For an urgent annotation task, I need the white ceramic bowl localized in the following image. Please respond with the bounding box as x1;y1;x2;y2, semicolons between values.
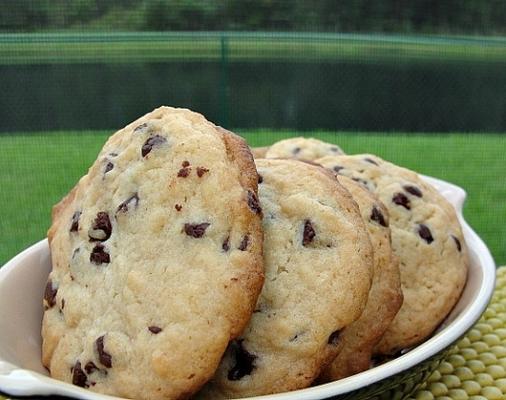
0;175;496;400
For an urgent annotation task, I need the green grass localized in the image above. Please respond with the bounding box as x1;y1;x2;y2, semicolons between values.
1;131;504;266
0;32;505;65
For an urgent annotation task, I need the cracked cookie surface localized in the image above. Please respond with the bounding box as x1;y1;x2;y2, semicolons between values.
264;137;345;161
200;158;373;398
319;176;403;381
42;107;264;400
316;154;469;355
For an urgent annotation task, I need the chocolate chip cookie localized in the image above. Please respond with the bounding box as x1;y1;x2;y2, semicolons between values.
319;175;403;381
250;146;269;158
315;154;469;355
200;158;373;398
42;107;264;400
265;137;345;160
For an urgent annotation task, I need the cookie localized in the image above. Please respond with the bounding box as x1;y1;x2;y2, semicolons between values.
250;146;269;158
319;175;403;381
315;154;469;354
265;137;345;160
42;107;264;400
200;158;373;398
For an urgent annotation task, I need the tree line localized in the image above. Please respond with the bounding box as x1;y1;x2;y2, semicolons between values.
1;0;505;34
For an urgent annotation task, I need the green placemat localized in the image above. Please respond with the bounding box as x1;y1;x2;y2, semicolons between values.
403;266;506;400
2;267;505;400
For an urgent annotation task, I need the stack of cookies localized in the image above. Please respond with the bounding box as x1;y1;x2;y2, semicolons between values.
41;109;469;400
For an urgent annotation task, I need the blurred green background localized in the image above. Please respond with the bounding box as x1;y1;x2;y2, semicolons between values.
0;1;505;265
2;1;506;34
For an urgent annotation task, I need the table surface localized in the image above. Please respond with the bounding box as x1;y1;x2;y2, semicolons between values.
403;266;506;400
2;267;505;400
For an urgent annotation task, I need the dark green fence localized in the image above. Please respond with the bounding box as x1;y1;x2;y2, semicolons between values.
1;32;505;132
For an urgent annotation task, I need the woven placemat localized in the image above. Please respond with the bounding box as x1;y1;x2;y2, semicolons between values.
403;266;506;400
2;267;505;400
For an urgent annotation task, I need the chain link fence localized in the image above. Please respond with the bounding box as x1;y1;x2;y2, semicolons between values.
0;31;505;132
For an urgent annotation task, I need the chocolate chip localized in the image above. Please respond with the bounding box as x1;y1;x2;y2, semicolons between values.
96;336;112;368
177;167;191;177
116;193;139;214
451;235;462;252
84;361;99;374
89;212;112;241
182;160;190;167
184;223;210;238
133;122;148;132
418;224;434;244
72;247;80;259
289;334;299;342
90;244;110;265
142;135;166;157
392;193;411;210
370;206;388;227
330;147;339;152
227;340;256;381
70;211;81;232
44;280;57;308
352;177;368;186
196;167;209;177
222;236;230;252
109;152;118;157
238;235;249;251
370;354;389;366
328;330;341;345
292;147;301;155
403;185;423;197
175;204;182;211
333;165;344;173
104;162;114;174
61;299;65;310
302;220;316;246
258;175;263;184
247;190;262;214
148;326;162;334
364;157;378;165
72;361;88;387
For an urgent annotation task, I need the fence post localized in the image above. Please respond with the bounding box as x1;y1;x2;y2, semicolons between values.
219;33;230;128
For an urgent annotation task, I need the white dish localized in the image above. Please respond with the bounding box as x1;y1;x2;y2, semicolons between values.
0;175;496;400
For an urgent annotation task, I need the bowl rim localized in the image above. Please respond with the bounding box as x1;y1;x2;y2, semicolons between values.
0;175;497;400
